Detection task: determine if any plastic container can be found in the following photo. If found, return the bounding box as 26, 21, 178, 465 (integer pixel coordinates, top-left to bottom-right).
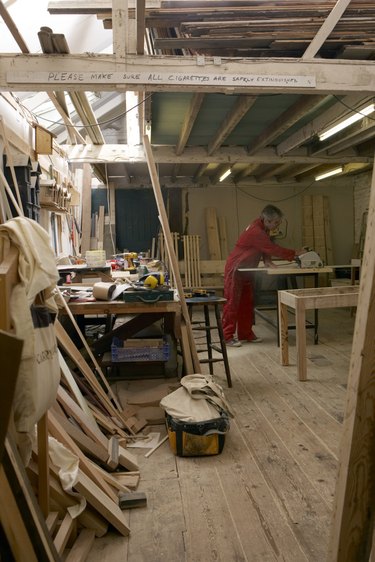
111, 336, 170, 362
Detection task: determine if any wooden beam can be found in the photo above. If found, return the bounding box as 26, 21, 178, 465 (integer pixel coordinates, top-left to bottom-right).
3, 55, 375, 95
303, 0, 353, 59
247, 95, 328, 155
207, 95, 257, 155
143, 134, 200, 372
0, 1, 29, 53
328, 152, 375, 560
176, 93, 205, 155
136, 0, 146, 55
61, 143, 373, 165
276, 94, 370, 155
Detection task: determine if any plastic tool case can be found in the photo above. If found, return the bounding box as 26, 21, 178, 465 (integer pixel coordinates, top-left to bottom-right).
123, 288, 174, 303
166, 413, 230, 457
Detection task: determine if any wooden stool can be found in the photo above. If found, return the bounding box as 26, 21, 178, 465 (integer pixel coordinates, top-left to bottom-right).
186, 296, 232, 387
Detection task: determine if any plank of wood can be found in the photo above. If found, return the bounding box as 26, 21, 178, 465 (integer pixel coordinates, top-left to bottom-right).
50, 408, 109, 464
110, 472, 140, 490
57, 385, 108, 448
75, 470, 130, 537
53, 511, 76, 555
59, 349, 94, 418
205, 207, 221, 260
1, 438, 60, 562
80, 162, 92, 254
328, 152, 375, 560
143, 134, 200, 373
45, 511, 59, 535
64, 529, 96, 562
0, 330, 23, 462
87, 460, 131, 493
0, 466, 39, 562
37, 414, 50, 518
118, 491, 147, 509
107, 436, 119, 469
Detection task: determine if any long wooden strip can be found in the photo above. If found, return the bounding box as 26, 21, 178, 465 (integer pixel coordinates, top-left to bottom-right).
2, 438, 60, 562
64, 529, 96, 562
328, 151, 375, 559
50, 408, 109, 464
0, 467, 39, 562
143, 134, 200, 372
57, 386, 108, 448
0, 330, 23, 462
53, 512, 75, 555
75, 470, 130, 537
58, 350, 94, 418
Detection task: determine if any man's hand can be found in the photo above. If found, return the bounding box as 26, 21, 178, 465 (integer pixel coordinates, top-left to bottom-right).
264, 260, 277, 268
295, 248, 307, 257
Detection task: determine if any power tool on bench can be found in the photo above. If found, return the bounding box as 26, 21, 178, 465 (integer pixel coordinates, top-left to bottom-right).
295, 249, 324, 268
123, 252, 139, 271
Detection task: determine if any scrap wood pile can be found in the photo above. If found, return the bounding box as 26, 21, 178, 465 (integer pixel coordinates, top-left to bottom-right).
26, 314, 166, 559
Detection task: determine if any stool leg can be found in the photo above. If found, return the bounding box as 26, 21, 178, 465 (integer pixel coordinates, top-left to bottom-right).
203, 305, 214, 375
214, 304, 232, 388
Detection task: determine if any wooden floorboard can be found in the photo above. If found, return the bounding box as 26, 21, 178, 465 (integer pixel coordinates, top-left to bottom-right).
86, 308, 355, 561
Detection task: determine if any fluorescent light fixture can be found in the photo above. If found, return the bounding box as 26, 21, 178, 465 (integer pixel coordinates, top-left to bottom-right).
319, 103, 375, 141
219, 168, 232, 182
315, 166, 343, 181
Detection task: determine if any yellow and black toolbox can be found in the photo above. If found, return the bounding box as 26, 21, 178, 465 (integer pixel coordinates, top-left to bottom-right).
166, 413, 230, 457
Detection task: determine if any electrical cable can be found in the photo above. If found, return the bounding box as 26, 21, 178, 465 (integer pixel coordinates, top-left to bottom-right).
332, 94, 375, 123
234, 180, 315, 204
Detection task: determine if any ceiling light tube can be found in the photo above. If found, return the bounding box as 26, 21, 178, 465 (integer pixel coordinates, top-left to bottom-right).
315, 166, 343, 181
219, 168, 232, 182
319, 103, 375, 141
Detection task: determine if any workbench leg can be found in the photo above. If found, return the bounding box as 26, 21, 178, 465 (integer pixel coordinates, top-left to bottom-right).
295, 301, 307, 381
203, 305, 214, 375
278, 298, 289, 366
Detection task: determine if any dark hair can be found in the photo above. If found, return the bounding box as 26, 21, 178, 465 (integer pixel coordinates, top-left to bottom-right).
261, 205, 284, 220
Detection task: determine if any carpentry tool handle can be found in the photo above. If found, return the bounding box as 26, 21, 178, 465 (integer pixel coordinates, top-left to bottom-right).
137, 294, 163, 303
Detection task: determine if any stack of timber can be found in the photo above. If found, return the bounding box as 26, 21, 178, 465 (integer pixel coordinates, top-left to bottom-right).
18, 316, 155, 559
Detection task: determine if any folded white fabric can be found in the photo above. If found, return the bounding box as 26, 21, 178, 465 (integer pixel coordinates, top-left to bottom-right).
160, 373, 234, 423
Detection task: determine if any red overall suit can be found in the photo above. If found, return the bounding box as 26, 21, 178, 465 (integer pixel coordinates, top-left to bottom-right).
222, 217, 296, 342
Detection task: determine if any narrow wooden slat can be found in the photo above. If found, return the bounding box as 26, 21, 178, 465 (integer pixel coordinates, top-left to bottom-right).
64, 529, 95, 562
53, 512, 76, 555
143, 134, 200, 373
37, 414, 50, 518
74, 471, 130, 536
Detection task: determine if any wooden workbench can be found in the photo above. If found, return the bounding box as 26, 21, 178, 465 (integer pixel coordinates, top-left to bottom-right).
64, 299, 182, 356
278, 285, 359, 381
238, 265, 333, 343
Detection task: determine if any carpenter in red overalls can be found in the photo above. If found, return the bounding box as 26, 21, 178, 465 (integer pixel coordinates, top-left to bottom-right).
222, 205, 302, 347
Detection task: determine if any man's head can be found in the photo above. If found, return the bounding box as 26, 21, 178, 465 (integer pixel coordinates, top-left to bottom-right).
261, 205, 283, 231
